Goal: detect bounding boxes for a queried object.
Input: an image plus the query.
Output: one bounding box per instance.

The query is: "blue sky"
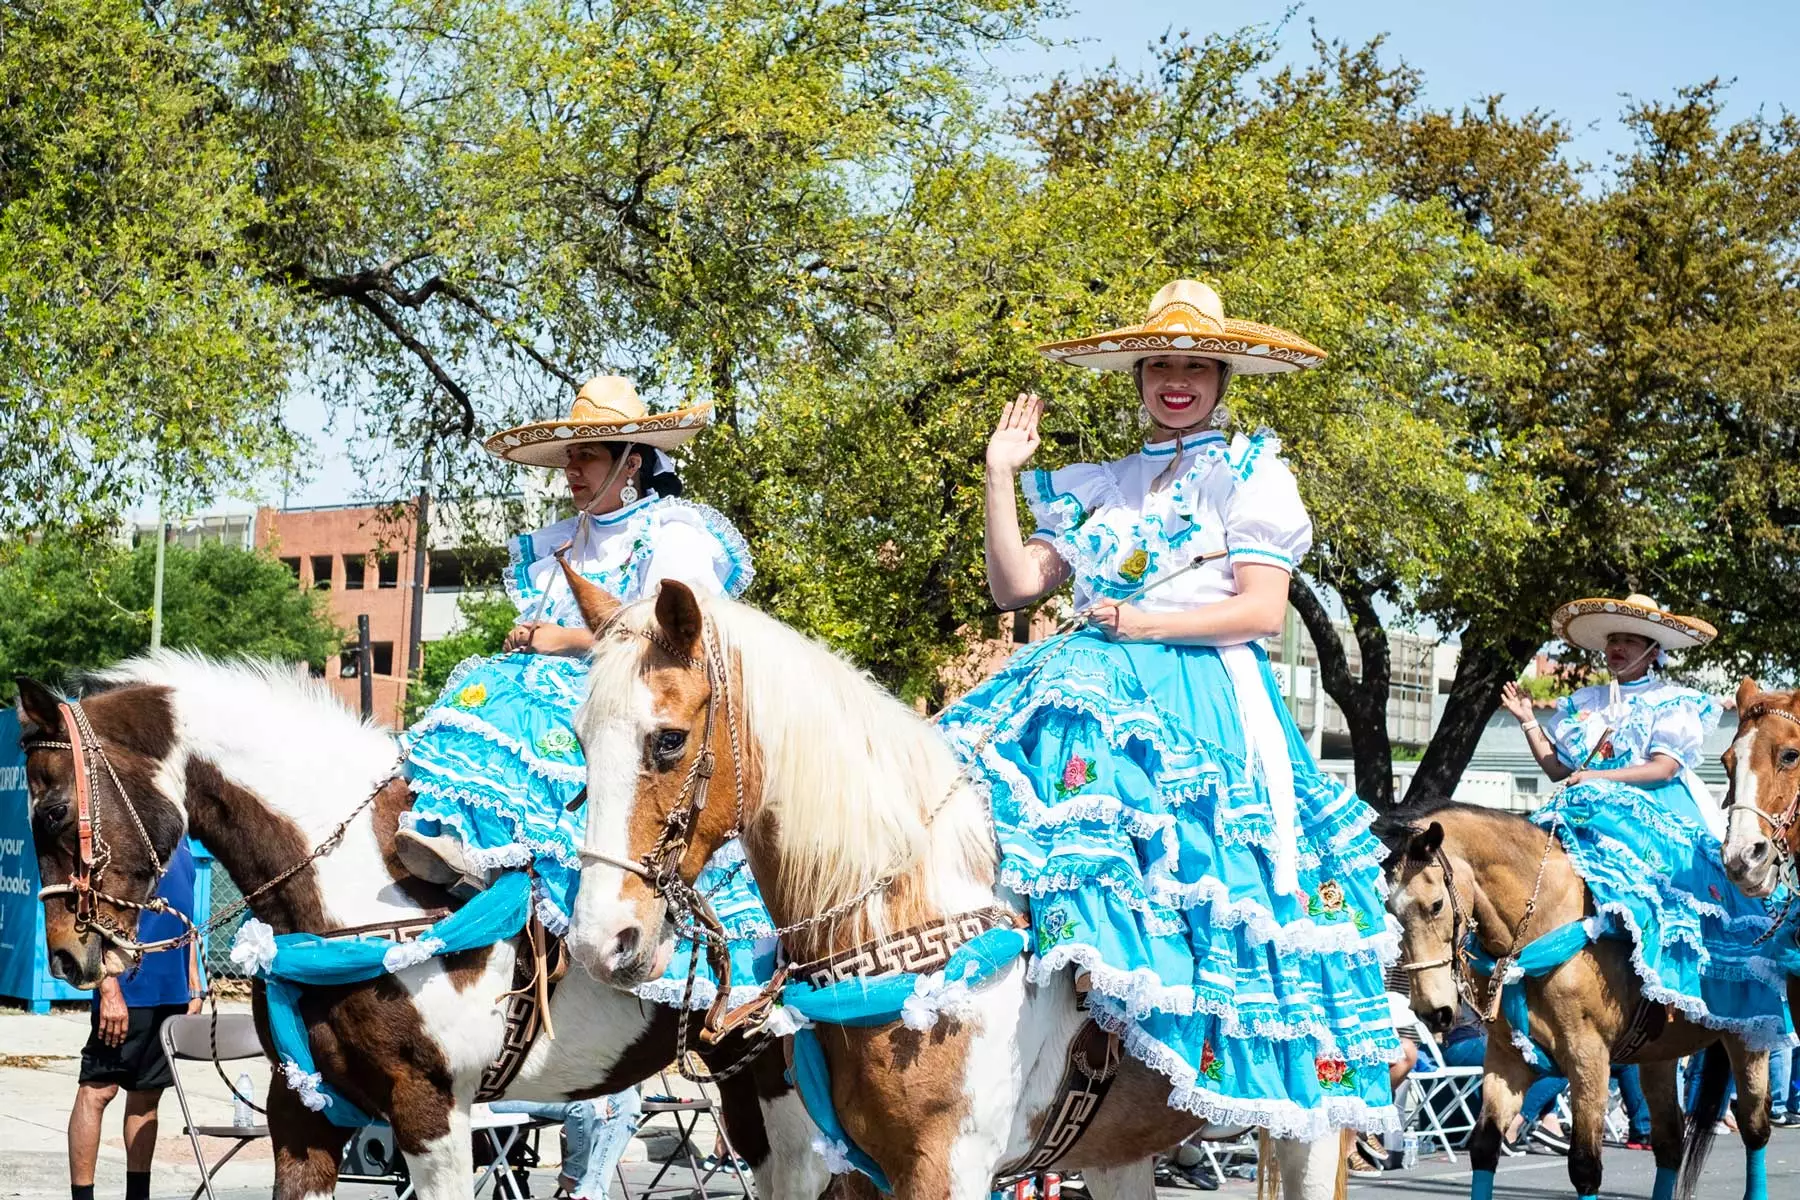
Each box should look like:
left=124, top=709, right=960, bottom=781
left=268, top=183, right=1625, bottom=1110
left=234, top=0, right=1795, bottom=514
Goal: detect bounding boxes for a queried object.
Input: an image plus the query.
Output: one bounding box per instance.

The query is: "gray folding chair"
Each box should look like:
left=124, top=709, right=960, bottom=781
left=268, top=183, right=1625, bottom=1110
left=159, top=1013, right=270, bottom=1200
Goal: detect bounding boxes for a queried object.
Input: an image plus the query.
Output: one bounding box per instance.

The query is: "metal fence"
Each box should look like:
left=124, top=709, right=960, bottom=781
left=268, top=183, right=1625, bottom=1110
left=202, top=867, right=251, bottom=981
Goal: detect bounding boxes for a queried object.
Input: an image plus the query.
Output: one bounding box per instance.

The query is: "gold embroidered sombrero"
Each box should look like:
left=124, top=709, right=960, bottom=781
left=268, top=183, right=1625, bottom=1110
left=1551, top=593, right=1717, bottom=654
left=1037, top=280, right=1328, bottom=375
left=484, top=376, right=711, bottom=467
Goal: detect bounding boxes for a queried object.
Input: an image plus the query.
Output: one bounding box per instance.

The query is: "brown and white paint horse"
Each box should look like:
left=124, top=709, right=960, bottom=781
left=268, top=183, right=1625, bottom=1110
left=18, top=655, right=828, bottom=1200
left=558, top=577, right=1350, bottom=1200
left=1720, top=678, right=1800, bottom=1007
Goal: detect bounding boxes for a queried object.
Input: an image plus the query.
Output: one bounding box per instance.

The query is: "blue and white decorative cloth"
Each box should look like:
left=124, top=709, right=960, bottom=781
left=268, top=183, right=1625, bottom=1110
left=940, top=432, right=1402, bottom=1141
left=1533, top=677, right=1792, bottom=1049
left=401, top=495, right=753, bottom=933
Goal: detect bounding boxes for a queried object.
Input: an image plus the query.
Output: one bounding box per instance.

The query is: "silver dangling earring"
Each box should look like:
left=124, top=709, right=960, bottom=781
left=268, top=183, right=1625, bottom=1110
left=618, top=483, right=638, bottom=505
left=1136, top=406, right=1152, bottom=430
left=1210, top=403, right=1231, bottom=430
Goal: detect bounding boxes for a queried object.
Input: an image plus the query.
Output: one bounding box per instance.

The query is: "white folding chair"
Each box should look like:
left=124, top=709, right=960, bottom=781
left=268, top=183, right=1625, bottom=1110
left=1388, top=994, right=1484, bottom=1163
left=159, top=1014, right=270, bottom=1200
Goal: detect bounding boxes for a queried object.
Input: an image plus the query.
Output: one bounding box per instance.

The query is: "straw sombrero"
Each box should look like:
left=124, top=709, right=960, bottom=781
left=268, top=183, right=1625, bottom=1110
left=484, top=376, right=711, bottom=467
left=1036, top=280, right=1328, bottom=375
left=1551, top=594, right=1717, bottom=654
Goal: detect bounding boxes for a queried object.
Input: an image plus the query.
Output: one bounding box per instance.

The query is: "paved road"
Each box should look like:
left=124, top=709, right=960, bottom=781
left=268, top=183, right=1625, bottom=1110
left=6, top=1001, right=1795, bottom=1200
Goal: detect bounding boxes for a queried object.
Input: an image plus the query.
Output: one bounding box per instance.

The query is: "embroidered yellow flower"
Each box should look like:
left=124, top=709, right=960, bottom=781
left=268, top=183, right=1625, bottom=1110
left=1119, top=548, right=1150, bottom=582
left=454, top=683, right=488, bottom=708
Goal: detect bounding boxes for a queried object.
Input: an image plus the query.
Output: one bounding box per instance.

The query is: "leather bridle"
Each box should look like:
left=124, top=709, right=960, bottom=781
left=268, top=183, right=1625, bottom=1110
left=1725, top=703, right=1800, bottom=863
left=22, top=699, right=194, bottom=955
left=1393, top=845, right=1488, bottom=1017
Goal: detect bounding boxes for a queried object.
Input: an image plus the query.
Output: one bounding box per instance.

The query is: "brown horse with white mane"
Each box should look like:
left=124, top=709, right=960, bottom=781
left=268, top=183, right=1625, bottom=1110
left=17, top=656, right=826, bottom=1200
left=1381, top=802, right=1772, bottom=1200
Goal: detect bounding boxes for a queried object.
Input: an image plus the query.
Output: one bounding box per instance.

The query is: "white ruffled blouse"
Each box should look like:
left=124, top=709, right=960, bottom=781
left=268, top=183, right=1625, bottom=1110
left=504, top=495, right=753, bottom=627
left=1550, top=676, right=1720, bottom=773
left=1025, top=430, right=1311, bottom=610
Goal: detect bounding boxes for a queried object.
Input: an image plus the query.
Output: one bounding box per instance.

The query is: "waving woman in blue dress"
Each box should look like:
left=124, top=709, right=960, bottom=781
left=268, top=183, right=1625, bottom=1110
left=394, top=376, right=754, bottom=938
left=1498, top=594, right=1790, bottom=1047
left=939, top=281, right=1401, bottom=1140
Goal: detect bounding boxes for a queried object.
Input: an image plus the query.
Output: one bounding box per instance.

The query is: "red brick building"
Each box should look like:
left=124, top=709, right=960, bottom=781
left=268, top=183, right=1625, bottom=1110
left=256, top=503, right=427, bottom=726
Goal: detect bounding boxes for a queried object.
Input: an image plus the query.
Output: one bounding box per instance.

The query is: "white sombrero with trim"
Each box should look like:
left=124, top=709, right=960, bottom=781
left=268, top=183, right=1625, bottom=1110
left=1037, top=280, right=1328, bottom=375
left=1551, top=593, right=1717, bottom=654
left=484, top=376, right=711, bottom=467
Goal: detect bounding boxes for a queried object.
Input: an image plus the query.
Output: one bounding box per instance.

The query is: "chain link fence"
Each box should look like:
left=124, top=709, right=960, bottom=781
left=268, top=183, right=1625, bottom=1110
left=201, top=865, right=251, bottom=982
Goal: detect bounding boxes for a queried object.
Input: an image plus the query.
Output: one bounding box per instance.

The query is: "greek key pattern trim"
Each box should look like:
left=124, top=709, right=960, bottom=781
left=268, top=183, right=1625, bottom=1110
left=795, top=906, right=1021, bottom=990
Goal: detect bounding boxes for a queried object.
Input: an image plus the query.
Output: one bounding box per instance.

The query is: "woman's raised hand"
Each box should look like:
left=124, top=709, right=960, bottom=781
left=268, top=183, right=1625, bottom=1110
left=1499, top=681, right=1535, bottom=724
left=986, top=392, right=1043, bottom=477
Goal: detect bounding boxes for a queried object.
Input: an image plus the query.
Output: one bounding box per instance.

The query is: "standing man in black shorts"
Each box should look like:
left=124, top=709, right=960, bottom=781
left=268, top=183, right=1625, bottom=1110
left=67, top=840, right=202, bottom=1200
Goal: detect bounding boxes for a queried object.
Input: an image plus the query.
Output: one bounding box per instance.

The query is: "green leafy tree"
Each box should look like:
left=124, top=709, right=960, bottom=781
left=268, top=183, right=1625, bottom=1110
left=404, top=591, right=518, bottom=723
left=0, top=0, right=299, bottom=534
left=0, top=538, right=342, bottom=694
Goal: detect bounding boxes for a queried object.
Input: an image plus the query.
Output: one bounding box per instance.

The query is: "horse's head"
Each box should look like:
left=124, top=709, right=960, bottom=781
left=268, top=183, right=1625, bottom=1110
left=563, top=568, right=749, bottom=987
left=1383, top=820, right=1466, bottom=1037
left=15, top=676, right=188, bottom=989
left=1720, top=678, right=1800, bottom=899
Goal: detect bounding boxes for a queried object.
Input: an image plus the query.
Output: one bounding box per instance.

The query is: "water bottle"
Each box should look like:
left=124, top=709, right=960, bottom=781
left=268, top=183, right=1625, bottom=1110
left=1401, top=1131, right=1419, bottom=1171
left=233, top=1073, right=255, bottom=1128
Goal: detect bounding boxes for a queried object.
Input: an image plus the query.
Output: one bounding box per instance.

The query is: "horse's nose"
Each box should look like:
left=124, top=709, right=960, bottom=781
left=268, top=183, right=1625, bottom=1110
left=1427, top=1007, right=1454, bottom=1036
left=1728, top=836, right=1774, bottom=876
left=48, top=948, right=79, bottom=982
left=603, top=926, right=643, bottom=978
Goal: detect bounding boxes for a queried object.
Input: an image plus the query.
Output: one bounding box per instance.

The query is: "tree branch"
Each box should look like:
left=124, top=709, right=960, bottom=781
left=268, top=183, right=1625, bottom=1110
left=341, top=290, right=477, bottom=439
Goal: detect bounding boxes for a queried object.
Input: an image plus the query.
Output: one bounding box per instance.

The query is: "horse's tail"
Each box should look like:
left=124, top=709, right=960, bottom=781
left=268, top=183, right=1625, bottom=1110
left=1677, top=1041, right=1732, bottom=1200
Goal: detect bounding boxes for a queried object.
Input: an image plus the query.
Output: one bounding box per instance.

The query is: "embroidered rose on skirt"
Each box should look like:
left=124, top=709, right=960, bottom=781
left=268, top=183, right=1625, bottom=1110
left=1316, top=1057, right=1357, bottom=1092
left=536, top=728, right=578, bottom=757
left=1118, top=548, right=1150, bottom=583
left=1199, top=1041, right=1223, bottom=1082
left=1056, top=755, right=1098, bottom=800
left=454, top=683, right=488, bottom=708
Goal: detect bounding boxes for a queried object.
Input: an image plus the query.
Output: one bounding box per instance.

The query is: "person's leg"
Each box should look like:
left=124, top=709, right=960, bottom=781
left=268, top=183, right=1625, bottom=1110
left=567, top=1089, right=641, bottom=1200
left=1443, top=1036, right=1486, bottom=1069
left=1769, top=1047, right=1793, bottom=1120
left=1523, top=1074, right=1569, bottom=1123
left=121, top=1090, right=162, bottom=1200
left=1388, top=1037, right=1419, bottom=1092
left=1612, top=1065, right=1652, bottom=1142
left=68, top=1083, right=119, bottom=1196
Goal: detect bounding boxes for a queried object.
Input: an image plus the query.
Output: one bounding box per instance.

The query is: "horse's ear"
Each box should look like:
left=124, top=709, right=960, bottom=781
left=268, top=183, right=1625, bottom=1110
left=653, top=580, right=704, bottom=659
left=13, top=677, right=63, bottom=735
left=557, top=551, right=620, bottom=632
left=1736, top=677, right=1763, bottom=716
left=1407, top=821, right=1444, bottom=863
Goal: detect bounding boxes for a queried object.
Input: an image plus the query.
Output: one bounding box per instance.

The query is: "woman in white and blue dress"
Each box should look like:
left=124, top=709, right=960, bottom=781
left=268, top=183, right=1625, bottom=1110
left=1498, top=595, right=1790, bottom=1047
left=394, top=376, right=758, bottom=958
left=939, top=281, right=1400, bottom=1139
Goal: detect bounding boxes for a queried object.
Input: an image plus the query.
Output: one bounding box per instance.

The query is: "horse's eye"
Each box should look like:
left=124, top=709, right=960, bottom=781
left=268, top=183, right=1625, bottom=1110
left=35, top=801, right=69, bottom=829
left=1429, top=898, right=1445, bottom=917
left=1780, top=747, right=1800, bottom=770
left=652, top=729, right=688, bottom=765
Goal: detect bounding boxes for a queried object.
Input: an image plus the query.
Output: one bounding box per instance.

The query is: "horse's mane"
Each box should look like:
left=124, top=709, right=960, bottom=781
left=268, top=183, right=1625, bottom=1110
left=85, top=651, right=398, bottom=826
left=1373, top=797, right=1537, bottom=860
left=588, top=595, right=993, bottom=923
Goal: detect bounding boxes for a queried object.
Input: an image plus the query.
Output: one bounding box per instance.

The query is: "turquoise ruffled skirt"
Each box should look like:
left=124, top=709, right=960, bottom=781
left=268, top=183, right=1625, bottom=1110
left=1533, top=779, right=1792, bottom=1049
left=404, top=653, right=776, bottom=1006
left=939, top=630, right=1400, bottom=1139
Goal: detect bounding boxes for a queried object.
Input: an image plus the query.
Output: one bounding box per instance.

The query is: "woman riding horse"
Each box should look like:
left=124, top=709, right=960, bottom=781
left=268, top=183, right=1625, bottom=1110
left=939, top=280, right=1401, bottom=1137
left=394, top=376, right=767, bottom=989
left=1498, top=593, right=1790, bottom=1045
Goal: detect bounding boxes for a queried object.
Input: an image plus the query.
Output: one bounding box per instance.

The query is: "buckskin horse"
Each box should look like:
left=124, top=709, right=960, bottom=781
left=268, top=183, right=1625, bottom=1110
left=1382, top=804, right=1775, bottom=1200
left=555, top=574, right=1350, bottom=1200
left=17, top=656, right=827, bottom=1200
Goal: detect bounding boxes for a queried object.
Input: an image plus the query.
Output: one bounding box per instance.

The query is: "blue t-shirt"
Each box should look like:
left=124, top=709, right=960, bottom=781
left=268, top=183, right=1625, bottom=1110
left=104, top=840, right=198, bottom=1009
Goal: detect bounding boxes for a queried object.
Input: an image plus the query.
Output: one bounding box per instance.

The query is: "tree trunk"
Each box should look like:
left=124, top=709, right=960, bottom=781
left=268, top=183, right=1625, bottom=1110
left=1409, top=620, right=1541, bottom=803
left=1289, top=575, right=1396, bottom=809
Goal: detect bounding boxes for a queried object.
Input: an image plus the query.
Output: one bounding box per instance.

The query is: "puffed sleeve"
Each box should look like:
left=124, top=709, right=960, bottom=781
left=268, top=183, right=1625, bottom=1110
left=1646, top=689, right=1722, bottom=770
left=638, top=500, right=755, bottom=600
left=1222, top=433, right=1312, bottom=572
left=1023, top=462, right=1122, bottom=564
left=503, top=515, right=578, bottom=619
